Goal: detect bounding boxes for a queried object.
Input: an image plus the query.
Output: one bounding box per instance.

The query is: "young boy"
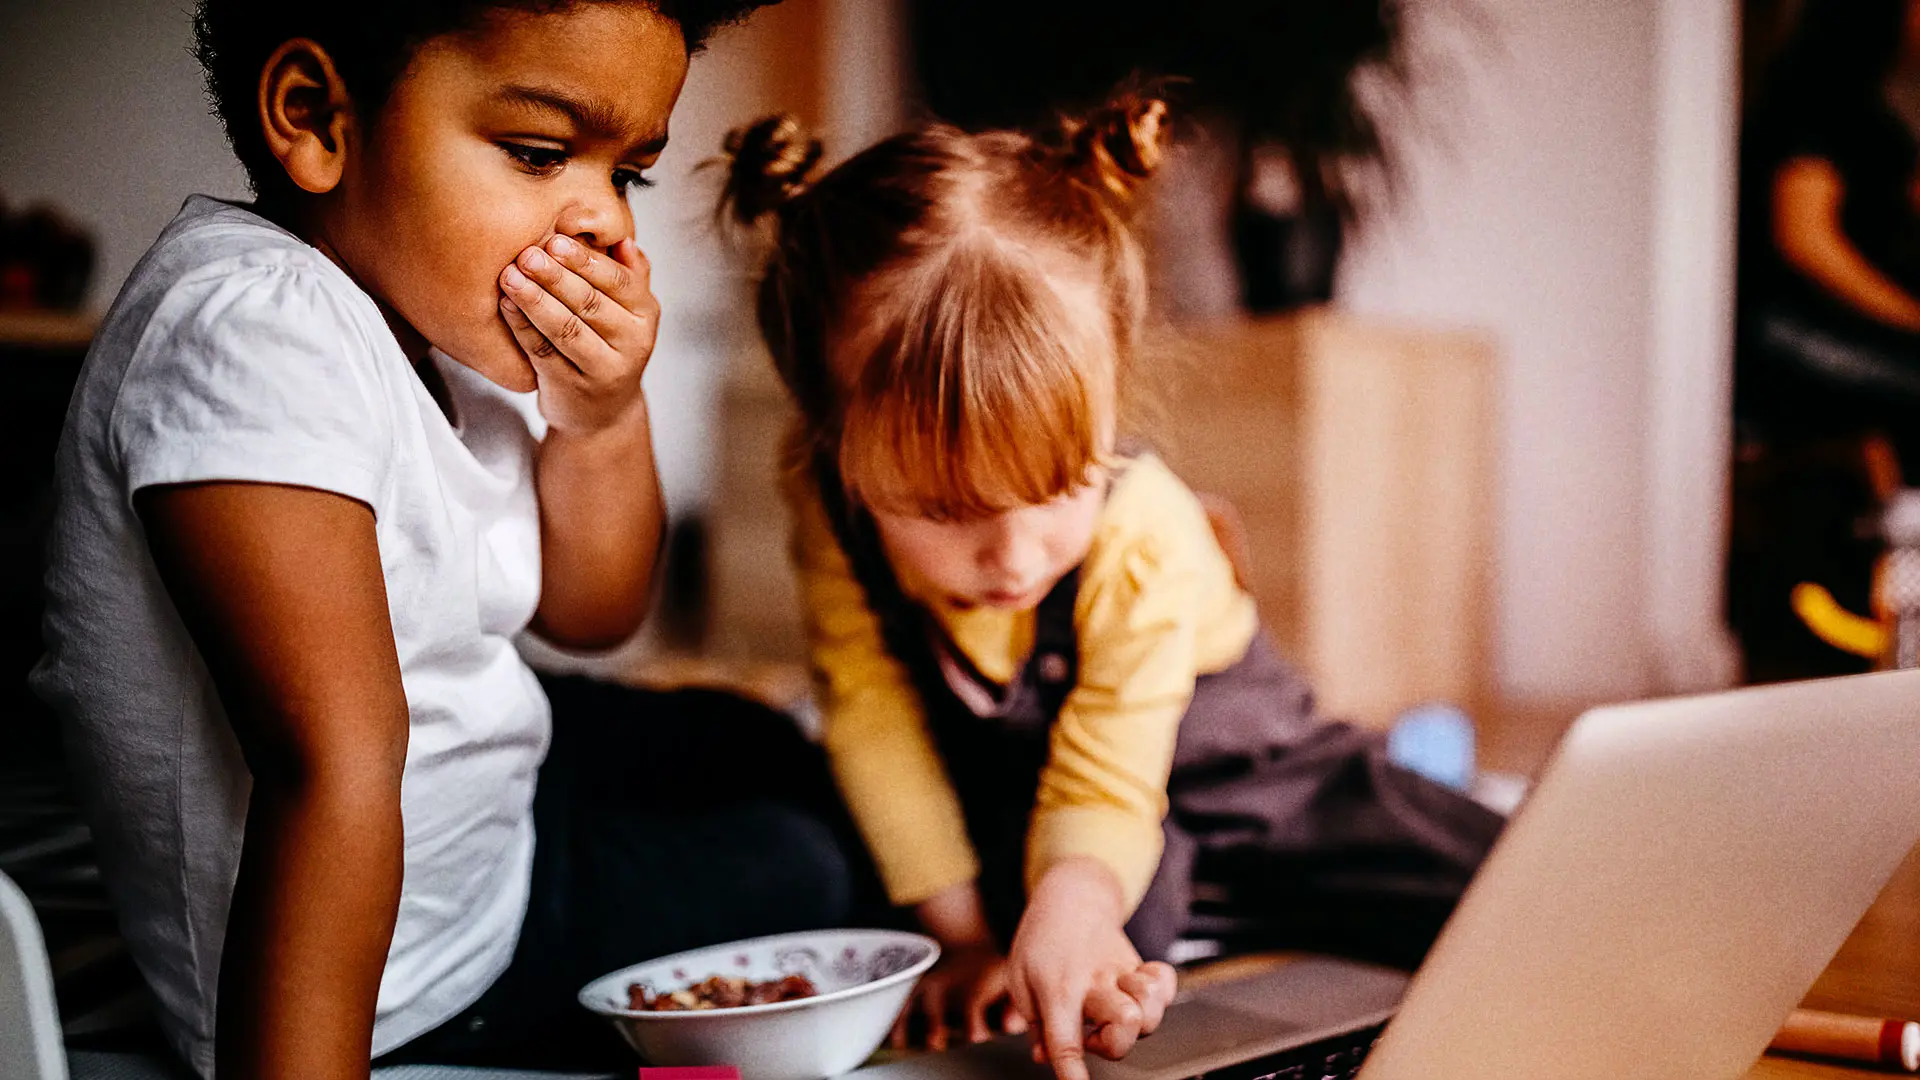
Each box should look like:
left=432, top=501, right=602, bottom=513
left=32, top=3, right=861, bottom=1077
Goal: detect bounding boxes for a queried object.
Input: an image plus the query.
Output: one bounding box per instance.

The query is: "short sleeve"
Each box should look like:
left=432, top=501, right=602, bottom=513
left=111, top=260, right=396, bottom=509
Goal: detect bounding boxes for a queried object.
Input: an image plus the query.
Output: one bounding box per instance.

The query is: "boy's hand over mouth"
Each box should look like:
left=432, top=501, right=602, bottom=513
left=498, top=234, right=658, bottom=435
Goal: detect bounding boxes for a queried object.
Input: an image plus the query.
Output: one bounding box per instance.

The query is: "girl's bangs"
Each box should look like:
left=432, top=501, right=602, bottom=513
left=839, top=391, right=1106, bottom=521
left=836, top=256, right=1115, bottom=521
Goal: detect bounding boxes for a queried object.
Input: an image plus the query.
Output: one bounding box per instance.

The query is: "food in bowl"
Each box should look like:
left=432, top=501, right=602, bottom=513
left=630, top=974, right=819, bottom=1012
left=579, top=929, right=941, bottom=1080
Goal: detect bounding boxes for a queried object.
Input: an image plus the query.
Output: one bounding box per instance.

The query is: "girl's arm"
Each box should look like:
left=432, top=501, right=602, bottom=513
left=1773, top=156, right=1920, bottom=332
left=139, top=482, right=409, bottom=1080
left=1011, top=858, right=1175, bottom=1080
left=897, top=880, right=1016, bottom=1051
left=1011, top=464, right=1233, bottom=1077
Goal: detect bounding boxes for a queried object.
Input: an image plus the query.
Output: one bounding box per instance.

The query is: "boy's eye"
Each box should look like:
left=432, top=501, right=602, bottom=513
left=613, top=167, right=655, bottom=193
left=502, top=143, right=567, bottom=174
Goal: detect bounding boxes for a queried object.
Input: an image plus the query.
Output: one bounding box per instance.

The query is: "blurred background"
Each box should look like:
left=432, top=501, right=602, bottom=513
left=3, top=0, right=1747, bottom=745
left=13, top=0, right=1920, bottom=1051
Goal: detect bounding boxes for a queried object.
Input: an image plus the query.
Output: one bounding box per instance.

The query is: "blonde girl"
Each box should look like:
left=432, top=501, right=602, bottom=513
left=720, top=94, right=1501, bottom=1080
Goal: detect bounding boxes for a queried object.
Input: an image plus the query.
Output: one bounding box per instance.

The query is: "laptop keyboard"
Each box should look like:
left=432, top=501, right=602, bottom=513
left=1190, top=1021, right=1385, bottom=1080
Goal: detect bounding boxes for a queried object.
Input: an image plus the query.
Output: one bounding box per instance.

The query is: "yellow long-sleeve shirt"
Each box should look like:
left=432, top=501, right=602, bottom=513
left=786, top=452, right=1260, bottom=914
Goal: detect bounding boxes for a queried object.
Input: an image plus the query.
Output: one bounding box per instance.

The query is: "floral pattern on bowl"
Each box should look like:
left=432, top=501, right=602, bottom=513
left=613, top=932, right=937, bottom=1009
left=579, top=929, right=941, bottom=1080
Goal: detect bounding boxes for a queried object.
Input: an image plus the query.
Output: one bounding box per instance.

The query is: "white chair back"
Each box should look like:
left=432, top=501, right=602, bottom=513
left=0, top=868, right=69, bottom=1080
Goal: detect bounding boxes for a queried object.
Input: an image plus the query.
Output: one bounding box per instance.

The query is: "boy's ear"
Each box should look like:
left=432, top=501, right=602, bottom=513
left=257, top=39, right=356, bottom=195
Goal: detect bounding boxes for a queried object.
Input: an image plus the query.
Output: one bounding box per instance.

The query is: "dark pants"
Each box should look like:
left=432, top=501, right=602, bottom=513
left=1731, top=305, right=1913, bottom=680
left=378, top=675, right=882, bottom=1071
left=961, top=631, right=1503, bottom=973
left=1739, top=306, right=1920, bottom=474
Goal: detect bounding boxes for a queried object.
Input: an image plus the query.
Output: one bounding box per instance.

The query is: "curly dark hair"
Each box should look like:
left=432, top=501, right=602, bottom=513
left=193, top=0, right=777, bottom=200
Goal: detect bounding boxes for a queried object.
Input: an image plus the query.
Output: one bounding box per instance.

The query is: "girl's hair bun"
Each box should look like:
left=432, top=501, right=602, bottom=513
left=719, top=114, right=824, bottom=226
left=1061, top=92, right=1169, bottom=202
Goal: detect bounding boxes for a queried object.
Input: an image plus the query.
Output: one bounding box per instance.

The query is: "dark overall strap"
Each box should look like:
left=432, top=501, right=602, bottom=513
left=809, top=455, right=968, bottom=725
left=1020, top=568, right=1081, bottom=727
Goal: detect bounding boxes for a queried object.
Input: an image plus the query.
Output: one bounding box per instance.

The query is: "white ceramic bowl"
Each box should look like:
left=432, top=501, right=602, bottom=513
left=578, top=929, right=940, bottom=1080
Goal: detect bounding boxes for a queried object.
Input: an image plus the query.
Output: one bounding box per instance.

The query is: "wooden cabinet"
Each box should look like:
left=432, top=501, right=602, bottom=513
left=707, top=353, right=808, bottom=663
left=706, top=310, right=1499, bottom=729
left=1154, top=312, right=1498, bottom=729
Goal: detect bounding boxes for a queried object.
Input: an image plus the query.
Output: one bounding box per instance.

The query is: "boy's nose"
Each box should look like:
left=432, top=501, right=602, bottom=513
left=552, top=188, right=634, bottom=254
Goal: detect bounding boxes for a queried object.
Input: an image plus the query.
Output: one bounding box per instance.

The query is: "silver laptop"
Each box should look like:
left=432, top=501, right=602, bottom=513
left=853, top=670, right=1920, bottom=1080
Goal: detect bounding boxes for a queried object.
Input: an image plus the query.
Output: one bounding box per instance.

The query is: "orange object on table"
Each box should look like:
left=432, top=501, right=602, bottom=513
left=1771, top=1009, right=1920, bottom=1071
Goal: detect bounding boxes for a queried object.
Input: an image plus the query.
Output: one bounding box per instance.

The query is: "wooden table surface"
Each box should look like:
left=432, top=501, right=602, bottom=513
left=1747, top=841, right=1920, bottom=1077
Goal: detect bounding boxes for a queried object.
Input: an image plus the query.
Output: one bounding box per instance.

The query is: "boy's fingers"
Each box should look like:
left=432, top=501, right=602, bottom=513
left=1083, top=981, right=1144, bottom=1060
left=538, top=237, right=661, bottom=349
left=510, top=249, right=632, bottom=363
left=1003, top=1008, right=1029, bottom=1036
left=545, top=234, right=638, bottom=301
left=608, top=240, right=660, bottom=352
left=549, top=230, right=652, bottom=307
left=500, top=296, right=580, bottom=381
left=1143, top=963, right=1177, bottom=1007
left=609, top=237, right=655, bottom=298
left=1009, top=964, right=1037, bottom=1028
left=518, top=246, right=612, bottom=326
left=499, top=263, right=613, bottom=374
left=1085, top=1024, right=1133, bottom=1062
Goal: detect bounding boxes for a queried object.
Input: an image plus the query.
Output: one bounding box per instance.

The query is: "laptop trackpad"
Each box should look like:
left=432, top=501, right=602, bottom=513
left=848, top=997, right=1298, bottom=1080
left=1093, top=999, right=1303, bottom=1076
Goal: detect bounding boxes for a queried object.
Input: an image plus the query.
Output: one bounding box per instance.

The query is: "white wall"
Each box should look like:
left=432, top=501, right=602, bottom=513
left=6, top=0, right=1737, bottom=703
left=626, top=10, right=808, bottom=517
left=640, top=0, right=904, bottom=514
left=1339, top=0, right=1675, bottom=704
left=0, top=0, right=250, bottom=311
left=1644, top=0, right=1742, bottom=694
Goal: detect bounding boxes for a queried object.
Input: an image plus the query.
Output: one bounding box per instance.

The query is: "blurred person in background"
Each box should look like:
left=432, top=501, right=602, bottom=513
left=1739, top=0, right=1920, bottom=468
left=1731, top=0, right=1920, bottom=681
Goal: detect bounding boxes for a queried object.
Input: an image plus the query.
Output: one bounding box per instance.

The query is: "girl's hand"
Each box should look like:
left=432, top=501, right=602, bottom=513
left=498, top=235, right=660, bottom=436
left=890, top=943, right=1028, bottom=1052
left=902, top=882, right=1030, bottom=1050
left=1008, top=859, right=1178, bottom=1080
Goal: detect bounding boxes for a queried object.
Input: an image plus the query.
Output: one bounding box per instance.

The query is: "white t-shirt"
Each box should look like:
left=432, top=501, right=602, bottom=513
left=31, top=196, right=551, bottom=1077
